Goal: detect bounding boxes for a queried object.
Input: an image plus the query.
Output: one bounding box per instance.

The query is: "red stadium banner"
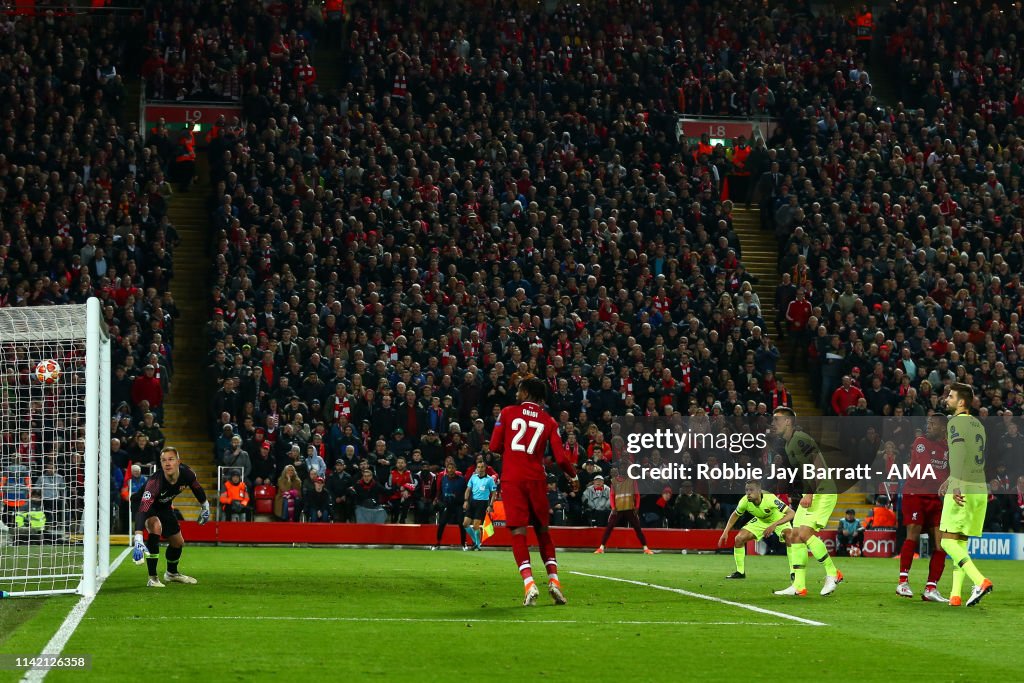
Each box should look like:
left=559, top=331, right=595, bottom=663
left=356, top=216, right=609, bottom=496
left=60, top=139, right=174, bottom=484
left=861, top=530, right=897, bottom=558
left=143, top=102, right=243, bottom=148
left=180, top=521, right=738, bottom=551
left=815, top=529, right=896, bottom=558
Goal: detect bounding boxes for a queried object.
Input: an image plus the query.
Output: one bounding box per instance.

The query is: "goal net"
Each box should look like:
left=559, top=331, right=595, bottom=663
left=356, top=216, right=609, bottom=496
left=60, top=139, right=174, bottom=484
left=0, top=299, right=110, bottom=596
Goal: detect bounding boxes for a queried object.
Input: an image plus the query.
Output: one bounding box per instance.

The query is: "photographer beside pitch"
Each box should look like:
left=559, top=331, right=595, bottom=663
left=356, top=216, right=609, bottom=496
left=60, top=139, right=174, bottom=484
left=132, top=447, right=211, bottom=587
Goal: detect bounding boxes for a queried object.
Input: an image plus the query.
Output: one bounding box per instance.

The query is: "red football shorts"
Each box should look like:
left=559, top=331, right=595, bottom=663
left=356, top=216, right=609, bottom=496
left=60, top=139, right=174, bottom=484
left=501, top=479, right=549, bottom=528
left=902, top=494, right=942, bottom=529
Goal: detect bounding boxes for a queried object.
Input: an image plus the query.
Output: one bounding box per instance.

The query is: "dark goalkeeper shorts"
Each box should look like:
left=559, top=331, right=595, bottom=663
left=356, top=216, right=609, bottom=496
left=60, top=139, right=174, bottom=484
left=131, top=493, right=181, bottom=539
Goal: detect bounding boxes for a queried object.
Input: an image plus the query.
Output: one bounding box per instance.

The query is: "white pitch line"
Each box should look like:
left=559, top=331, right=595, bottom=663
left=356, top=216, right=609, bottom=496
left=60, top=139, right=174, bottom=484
left=569, top=571, right=827, bottom=627
left=85, top=615, right=791, bottom=627
left=21, top=547, right=132, bottom=683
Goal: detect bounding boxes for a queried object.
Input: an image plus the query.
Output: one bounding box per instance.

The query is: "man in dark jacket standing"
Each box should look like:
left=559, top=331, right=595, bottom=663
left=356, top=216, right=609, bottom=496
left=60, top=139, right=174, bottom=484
left=457, top=371, right=482, bottom=428
left=432, top=460, right=468, bottom=549
left=326, top=459, right=353, bottom=522
left=370, top=393, right=397, bottom=442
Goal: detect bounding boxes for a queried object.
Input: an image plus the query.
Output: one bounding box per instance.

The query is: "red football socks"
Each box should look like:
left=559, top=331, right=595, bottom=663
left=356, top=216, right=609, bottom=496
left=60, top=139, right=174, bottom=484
left=538, top=530, right=557, bottom=579
left=511, top=534, right=533, bottom=583
left=927, top=547, right=946, bottom=586
left=899, top=538, right=916, bottom=578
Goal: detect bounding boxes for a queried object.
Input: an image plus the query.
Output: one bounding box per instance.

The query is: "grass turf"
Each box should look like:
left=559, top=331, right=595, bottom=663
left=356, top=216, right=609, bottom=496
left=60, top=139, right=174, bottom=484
left=1, top=546, right=1020, bottom=682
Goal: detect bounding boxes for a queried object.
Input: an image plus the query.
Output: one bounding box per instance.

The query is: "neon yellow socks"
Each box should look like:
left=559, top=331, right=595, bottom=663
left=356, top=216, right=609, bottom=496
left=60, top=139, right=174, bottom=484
left=807, top=535, right=838, bottom=578
left=791, top=543, right=807, bottom=591
left=951, top=567, right=965, bottom=599
left=940, top=537, right=985, bottom=586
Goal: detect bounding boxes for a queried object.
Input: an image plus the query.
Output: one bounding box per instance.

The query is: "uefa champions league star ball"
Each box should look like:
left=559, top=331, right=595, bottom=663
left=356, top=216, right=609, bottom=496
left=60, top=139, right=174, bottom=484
left=35, top=359, right=62, bottom=384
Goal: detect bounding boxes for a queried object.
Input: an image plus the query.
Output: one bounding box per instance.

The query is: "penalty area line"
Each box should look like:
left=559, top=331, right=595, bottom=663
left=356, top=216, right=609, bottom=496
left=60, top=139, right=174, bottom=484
left=569, top=571, right=827, bottom=627
left=20, top=547, right=133, bottom=683
left=85, top=615, right=794, bottom=627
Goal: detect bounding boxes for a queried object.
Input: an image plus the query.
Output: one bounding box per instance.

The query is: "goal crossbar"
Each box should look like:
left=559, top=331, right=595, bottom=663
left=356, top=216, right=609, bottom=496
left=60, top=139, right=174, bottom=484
left=0, top=304, right=105, bottom=342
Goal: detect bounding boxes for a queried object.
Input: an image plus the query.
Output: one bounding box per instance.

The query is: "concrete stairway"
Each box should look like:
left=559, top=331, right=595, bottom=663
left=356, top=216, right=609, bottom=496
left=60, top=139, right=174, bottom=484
left=313, top=38, right=344, bottom=93
left=122, top=76, right=141, bottom=130
left=732, top=208, right=818, bottom=416
left=733, top=207, right=871, bottom=524
left=115, top=77, right=216, bottom=523
left=161, top=159, right=216, bottom=520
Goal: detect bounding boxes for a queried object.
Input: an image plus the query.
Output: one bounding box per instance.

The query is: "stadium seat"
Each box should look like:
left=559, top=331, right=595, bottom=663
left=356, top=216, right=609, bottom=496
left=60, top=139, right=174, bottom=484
left=254, top=485, right=277, bottom=515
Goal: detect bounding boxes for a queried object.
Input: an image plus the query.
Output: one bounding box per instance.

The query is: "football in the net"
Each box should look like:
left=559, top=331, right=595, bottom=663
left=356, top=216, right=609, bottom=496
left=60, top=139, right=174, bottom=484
left=35, top=359, right=62, bottom=384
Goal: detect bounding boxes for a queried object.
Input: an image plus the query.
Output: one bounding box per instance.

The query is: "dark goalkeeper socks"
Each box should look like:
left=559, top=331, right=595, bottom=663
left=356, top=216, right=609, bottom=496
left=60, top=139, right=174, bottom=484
left=145, top=533, right=160, bottom=577
left=166, top=545, right=183, bottom=574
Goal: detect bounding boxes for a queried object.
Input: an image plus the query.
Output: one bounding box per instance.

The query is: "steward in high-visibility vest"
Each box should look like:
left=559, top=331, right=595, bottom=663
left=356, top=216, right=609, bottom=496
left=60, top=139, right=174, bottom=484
left=14, top=508, right=46, bottom=530
left=175, top=128, right=196, bottom=164
left=173, top=126, right=197, bottom=191
left=13, top=493, right=60, bottom=545
left=694, top=133, right=714, bottom=162
left=220, top=476, right=250, bottom=508
left=206, top=115, right=227, bottom=145
left=853, top=6, right=873, bottom=43
left=730, top=136, right=751, bottom=174
left=0, top=473, right=30, bottom=510
left=14, top=492, right=47, bottom=542
left=220, top=472, right=250, bottom=520
left=865, top=499, right=897, bottom=529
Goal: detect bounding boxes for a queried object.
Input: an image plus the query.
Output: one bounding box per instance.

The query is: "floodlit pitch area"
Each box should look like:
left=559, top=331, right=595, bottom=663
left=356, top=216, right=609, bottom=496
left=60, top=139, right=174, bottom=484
left=1, top=548, right=1020, bottom=682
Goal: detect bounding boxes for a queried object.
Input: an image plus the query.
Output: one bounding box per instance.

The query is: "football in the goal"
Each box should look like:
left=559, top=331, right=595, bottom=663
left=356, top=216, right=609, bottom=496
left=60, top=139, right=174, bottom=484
left=35, top=358, right=62, bottom=384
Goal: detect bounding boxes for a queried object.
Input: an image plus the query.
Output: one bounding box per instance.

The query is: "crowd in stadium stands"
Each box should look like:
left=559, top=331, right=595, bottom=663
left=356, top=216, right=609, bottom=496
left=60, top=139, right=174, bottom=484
left=0, top=9, right=185, bottom=536
left=766, top=0, right=1024, bottom=530
left=193, top=0, right=822, bottom=524
left=140, top=0, right=321, bottom=103
left=181, top=0, right=1024, bottom=529
left=768, top=1, right=1024, bottom=426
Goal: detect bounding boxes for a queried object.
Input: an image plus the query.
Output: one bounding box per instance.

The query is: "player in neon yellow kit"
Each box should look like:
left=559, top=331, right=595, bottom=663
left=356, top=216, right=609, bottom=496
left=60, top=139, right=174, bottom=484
left=938, top=382, right=993, bottom=607
left=719, top=480, right=796, bottom=579
left=771, top=407, right=843, bottom=597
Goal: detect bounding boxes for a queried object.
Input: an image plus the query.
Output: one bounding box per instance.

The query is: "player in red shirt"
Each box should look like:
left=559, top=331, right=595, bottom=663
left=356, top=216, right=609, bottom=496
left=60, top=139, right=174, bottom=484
left=897, top=414, right=950, bottom=601
left=489, top=378, right=579, bottom=606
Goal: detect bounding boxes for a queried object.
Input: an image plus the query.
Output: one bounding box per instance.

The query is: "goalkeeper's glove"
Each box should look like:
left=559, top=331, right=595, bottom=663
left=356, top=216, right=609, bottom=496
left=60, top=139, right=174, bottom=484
left=198, top=501, right=211, bottom=525
left=132, top=533, right=146, bottom=565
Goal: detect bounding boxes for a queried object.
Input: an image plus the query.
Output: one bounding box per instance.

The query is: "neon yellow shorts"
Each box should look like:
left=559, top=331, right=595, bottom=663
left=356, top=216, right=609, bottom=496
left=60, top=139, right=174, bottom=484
left=742, top=518, right=791, bottom=543
left=940, top=493, right=987, bottom=538
left=793, top=493, right=837, bottom=532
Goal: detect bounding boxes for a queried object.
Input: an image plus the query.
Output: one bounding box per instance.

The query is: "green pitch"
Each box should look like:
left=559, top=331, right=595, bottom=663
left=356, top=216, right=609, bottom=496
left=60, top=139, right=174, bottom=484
left=1, top=548, right=1021, bottom=682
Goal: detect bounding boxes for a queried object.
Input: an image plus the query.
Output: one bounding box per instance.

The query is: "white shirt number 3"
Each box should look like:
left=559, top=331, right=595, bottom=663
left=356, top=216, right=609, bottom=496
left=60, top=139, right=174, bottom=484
left=510, top=418, right=544, bottom=455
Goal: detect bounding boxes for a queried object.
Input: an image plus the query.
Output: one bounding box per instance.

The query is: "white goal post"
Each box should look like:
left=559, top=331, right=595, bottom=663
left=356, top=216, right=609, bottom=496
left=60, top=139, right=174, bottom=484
left=0, top=298, right=111, bottom=597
